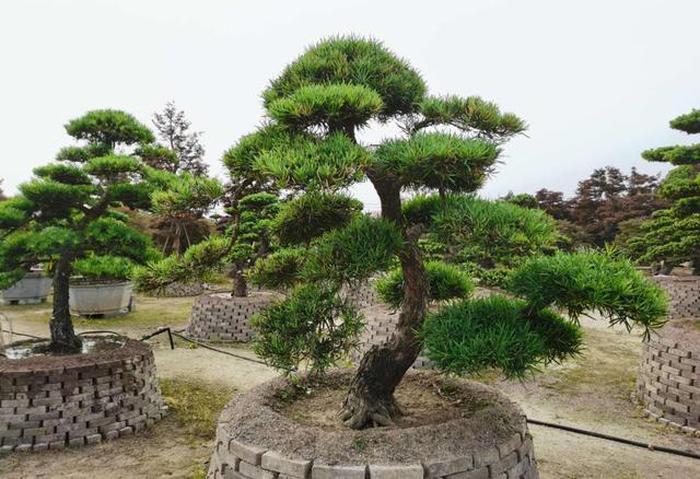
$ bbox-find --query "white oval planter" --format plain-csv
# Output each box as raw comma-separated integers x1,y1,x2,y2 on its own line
1,272,52,305
69,281,134,317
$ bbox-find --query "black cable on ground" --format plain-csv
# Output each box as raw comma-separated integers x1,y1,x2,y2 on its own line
527,418,700,460
169,331,275,368
1,328,43,340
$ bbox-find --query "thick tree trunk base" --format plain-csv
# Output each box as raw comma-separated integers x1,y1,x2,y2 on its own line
339,387,402,429
47,326,83,354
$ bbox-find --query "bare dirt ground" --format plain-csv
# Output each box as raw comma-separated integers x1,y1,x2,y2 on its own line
1,296,700,478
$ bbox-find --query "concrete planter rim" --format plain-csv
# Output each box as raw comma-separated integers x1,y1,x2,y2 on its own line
0,336,150,373
68,279,132,287
216,369,529,466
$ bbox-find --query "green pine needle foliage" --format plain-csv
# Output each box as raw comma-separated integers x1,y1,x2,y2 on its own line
268,84,383,130
249,247,306,290
73,255,135,281
508,251,667,338
272,192,363,246
252,283,363,375
263,36,426,120
255,132,368,190
433,195,560,268
376,261,474,308
302,215,403,283
64,109,154,146
374,133,500,193
421,295,583,378
419,95,527,138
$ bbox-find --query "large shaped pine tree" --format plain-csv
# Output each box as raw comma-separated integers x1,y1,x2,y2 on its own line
224,37,665,429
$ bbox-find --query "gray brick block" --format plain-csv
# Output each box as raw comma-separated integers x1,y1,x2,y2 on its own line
262,451,312,478
369,464,423,479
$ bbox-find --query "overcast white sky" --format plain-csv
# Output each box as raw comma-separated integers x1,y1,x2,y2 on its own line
1,0,699,210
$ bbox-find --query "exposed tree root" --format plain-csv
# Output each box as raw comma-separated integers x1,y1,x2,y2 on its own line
339,390,402,429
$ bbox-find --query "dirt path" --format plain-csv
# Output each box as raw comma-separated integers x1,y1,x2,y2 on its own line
2,297,700,478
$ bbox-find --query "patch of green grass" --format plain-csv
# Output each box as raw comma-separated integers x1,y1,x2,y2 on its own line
4,294,195,333
160,378,235,440
189,463,208,479
538,328,638,398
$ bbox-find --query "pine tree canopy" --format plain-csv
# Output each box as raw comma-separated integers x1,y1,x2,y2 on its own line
628,109,700,271
65,109,154,147
262,36,426,120
0,109,161,291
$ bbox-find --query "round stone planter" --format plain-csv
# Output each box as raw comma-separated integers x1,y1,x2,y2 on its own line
186,291,281,342
69,281,134,317
207,371,539,479
0,337,165,452
637,321,700,434
651,275,700,321
1,272,52,305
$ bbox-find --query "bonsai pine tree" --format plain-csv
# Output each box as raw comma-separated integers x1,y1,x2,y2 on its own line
628,110,700,273
0,110,161,353
227,37,666,429
133,141,281,298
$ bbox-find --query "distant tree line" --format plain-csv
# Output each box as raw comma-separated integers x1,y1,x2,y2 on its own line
502,166,668,249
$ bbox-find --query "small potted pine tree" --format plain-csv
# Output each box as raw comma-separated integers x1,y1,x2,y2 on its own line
207,37,667,478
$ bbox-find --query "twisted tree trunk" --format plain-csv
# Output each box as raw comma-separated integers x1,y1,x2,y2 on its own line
340,172,429,429
49,253,82,353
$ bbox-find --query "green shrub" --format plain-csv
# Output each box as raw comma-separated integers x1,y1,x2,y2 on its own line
376,261,474,308
252,283,363,375
73,255,134,281
433,195,560,269
249,247,306,289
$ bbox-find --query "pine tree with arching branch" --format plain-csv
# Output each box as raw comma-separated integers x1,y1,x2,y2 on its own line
218,36,666,429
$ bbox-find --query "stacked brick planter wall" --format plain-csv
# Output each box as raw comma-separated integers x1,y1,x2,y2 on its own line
158,282,206,298
0,338,165,453
345,279,380,309
636,275,700,433
186,292,281,342
637,330,700,434
650,275,700,321
353,304,434,369
207,372,539,479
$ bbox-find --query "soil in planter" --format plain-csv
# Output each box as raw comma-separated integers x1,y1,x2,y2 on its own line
274,373,495,431
2,335,127,359
225,371,522,466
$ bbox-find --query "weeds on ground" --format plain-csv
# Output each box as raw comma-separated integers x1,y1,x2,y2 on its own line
160,378,235,440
